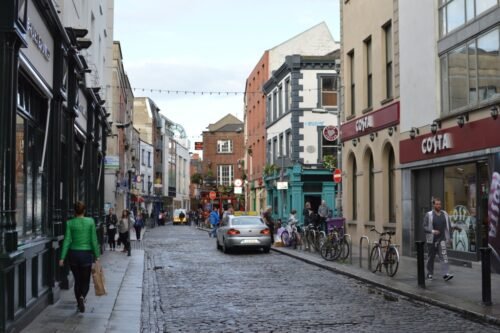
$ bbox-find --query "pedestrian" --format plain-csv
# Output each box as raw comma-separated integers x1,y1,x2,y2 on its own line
303,202,313,226
105,207,118,251
424,197,455,281
222,204,234,223
208,207,220,238
318,200,329,233
117,209,134,254
179,210,186,223
263,206,275,243
134,212,145,240
158,209,165,226
59,201,100,313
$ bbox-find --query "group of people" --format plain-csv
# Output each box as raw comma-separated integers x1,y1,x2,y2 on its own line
104,207,145,252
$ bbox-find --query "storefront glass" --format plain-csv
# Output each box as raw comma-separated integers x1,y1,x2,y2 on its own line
444,163,479,253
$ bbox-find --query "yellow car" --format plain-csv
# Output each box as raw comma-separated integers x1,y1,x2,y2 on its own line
173,209,187,225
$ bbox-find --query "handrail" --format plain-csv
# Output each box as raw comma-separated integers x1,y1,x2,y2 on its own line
359,236,370,268
344,234,352,264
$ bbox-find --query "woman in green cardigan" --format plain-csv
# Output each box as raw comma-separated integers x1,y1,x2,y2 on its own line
59,201,100,313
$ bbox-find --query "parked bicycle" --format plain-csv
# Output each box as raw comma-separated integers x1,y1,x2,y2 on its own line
303,223,326,252
280,220,302,249
320,226,349,261
369,228,399,277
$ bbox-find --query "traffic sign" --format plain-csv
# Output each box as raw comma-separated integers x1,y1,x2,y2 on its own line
234,178,242,187
333,169,342,183
209,191,217,200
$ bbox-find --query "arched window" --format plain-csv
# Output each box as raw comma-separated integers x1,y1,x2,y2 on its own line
352,156,357,220
369,153,375,221
388,148,396,223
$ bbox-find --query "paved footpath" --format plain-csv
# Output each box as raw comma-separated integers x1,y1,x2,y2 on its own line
23,237,145,333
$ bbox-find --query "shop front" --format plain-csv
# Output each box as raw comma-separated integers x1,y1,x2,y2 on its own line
400,116,500,264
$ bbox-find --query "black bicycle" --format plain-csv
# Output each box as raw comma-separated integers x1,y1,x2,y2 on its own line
320,226,349,261
369,228,399,277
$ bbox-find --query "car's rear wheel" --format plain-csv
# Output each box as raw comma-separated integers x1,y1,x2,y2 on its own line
263,246,270,253
216,238,222,251
222,240,230,253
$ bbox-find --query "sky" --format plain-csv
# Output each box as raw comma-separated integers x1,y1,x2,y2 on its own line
114,0,341,150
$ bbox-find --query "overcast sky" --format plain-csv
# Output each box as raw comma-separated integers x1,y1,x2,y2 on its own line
114,0,340,150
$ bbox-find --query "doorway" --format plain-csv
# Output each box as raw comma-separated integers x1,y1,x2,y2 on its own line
304,194,321,213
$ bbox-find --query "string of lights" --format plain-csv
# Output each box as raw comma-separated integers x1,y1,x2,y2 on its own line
104,84,326,96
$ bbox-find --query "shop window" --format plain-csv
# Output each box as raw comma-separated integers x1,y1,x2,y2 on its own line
352,156,358,220
444,163,479,253
16,77,47,243
439,0,497,37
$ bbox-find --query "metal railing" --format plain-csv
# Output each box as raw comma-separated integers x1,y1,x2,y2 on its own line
344,234,352,264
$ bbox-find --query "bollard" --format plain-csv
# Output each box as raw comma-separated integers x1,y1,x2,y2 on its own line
480,247,492,306
416,241,426,288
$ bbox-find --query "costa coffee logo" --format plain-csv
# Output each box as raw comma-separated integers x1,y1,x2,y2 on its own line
356,115,374,132
489,172,500,238
323,126,339,142
421,133,453,154
27,19,51,61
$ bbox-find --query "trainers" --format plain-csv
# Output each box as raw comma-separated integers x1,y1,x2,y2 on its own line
426,274,433,280
443,273,454,281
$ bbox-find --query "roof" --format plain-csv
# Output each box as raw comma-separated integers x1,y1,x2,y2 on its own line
206,114,243,132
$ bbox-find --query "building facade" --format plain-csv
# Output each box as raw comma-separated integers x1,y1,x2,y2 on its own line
340,0,402,247
399,0,500,264
0,0,112,331
263,54,340,221
244,22,339,214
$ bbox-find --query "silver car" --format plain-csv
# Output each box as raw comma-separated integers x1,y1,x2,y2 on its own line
216,215,272,253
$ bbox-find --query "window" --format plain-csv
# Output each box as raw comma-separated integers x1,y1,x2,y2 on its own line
142,149,145,165
16,76,47,243
388,148,396,223
441,27,500,114
279,134,283,157
267,140,272,164
439,0,498,36
320,127,338,162
278,85,283,116
285,131,292,157
352,157,357,220
369,153,375,221
217,165,233,186
384,22,393,99
272,138,278,163
217,139,233,153
320,76,338,107
148,151,151,167
267,95,272,124
365,37,373,108
273,90,277,121
348,50,355,115
285,79,291,113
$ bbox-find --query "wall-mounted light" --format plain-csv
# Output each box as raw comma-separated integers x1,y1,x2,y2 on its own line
491,106,499,120
456,113,469,128
388,126,396,136
430,120,441,134
409,127,419,140
352,138,359,147
369,132,377,142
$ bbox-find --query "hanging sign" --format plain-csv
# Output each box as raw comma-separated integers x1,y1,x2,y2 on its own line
323,126,339,142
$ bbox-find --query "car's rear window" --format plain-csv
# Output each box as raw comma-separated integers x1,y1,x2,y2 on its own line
231,217,264,226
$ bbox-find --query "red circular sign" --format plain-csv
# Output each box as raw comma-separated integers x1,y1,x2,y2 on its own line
323,126,339,142
333,169,342,183
209,191,217,200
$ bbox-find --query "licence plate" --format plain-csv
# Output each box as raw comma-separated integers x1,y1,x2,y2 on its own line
241,239,259,244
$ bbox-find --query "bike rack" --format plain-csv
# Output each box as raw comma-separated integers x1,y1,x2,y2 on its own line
343,234,352,264
359,236,370,268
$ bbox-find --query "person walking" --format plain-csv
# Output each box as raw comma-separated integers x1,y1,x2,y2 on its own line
117,210,134,255
303,202,313,226
105,207,118,251
59,201,100,313
208,207,220,238
134,212,145,240
263,206,275,244
424,197,455,281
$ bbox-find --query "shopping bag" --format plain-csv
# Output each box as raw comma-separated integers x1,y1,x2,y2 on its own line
92,261,107,296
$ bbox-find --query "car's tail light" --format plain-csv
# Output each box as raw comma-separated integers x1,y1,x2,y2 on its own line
227,229,240,235
260,229,270,235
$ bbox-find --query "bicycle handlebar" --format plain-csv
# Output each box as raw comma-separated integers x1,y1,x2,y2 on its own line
370,228,395,237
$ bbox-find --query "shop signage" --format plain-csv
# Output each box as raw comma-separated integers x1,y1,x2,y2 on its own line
322,126,339,142
421,133,453,154
209,191,217,200
104,155,119,169
234,187,242,194
489,172,500,239
234,179,242,187
355,115,374,132
194,141,203,150
277,182,288,190
27,19,51,61
305,121,324,126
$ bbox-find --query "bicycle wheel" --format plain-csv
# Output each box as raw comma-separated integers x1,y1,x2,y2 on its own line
385,247,400,277
369,246,381,273
339,238,350,261
320,240,337,261
281,231,290,246
307,230,316,251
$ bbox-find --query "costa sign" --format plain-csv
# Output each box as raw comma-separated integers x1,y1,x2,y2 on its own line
355,115,374,132
421,133,453,154
323,126,339,142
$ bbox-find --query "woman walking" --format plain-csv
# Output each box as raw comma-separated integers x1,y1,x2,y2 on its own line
59,201,100,313
134,212,144,240
105,207,118,250
117,210,133,253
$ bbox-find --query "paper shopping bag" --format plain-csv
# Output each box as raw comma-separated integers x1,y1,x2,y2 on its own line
92,261,107,296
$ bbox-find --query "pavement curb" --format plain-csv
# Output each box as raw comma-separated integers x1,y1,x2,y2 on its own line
271,247,500,327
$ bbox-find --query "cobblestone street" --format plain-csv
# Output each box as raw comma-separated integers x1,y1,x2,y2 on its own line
141,225,499,332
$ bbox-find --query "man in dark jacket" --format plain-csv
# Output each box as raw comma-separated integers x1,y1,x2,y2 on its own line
105,208,118,250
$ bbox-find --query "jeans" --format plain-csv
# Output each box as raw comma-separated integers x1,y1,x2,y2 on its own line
210,224,218,237
68,250,93,301
426,240,449,276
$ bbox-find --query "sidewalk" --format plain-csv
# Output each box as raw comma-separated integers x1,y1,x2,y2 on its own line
23,241,145,333
272,243,500,326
